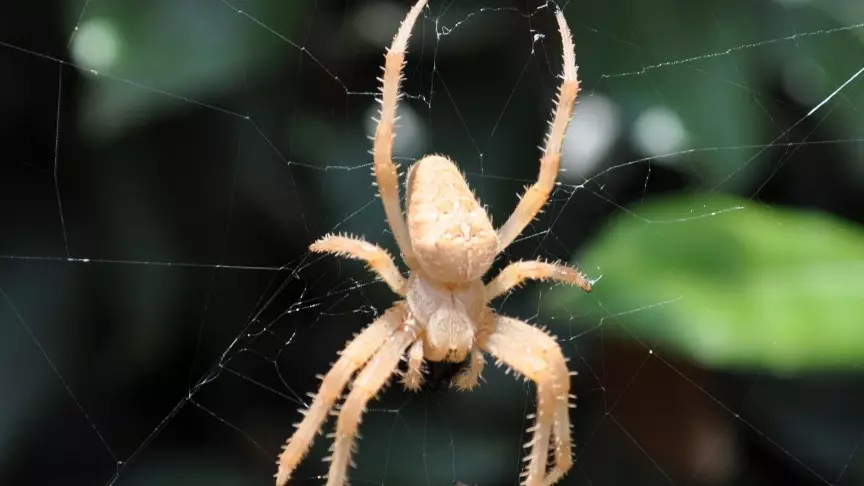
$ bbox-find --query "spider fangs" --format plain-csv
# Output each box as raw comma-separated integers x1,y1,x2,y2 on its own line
275,1,591,485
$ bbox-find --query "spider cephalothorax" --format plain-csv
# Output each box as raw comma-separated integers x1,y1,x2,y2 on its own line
275,1,591,485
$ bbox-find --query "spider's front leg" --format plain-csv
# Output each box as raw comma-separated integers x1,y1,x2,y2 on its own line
275,305,407,486
326,322,419,486
482,315,573,486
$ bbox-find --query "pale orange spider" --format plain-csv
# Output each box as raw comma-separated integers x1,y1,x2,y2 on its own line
275,1,590,485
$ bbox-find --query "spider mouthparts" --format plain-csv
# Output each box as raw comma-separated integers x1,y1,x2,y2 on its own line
425,359,470,392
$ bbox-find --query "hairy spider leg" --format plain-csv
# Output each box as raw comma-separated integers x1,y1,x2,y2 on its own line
372,0,429,269
310,234,408,295
325,324,419,485
486,260,592,300
275,305,407,486
496,9,580,252
483,315,573,486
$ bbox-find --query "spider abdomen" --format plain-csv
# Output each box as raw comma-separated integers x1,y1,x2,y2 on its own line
405,155,497,283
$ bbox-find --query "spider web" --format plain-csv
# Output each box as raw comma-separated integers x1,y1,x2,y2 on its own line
1,0,864,485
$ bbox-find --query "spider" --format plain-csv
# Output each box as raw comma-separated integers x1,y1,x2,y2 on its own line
275,1,590,485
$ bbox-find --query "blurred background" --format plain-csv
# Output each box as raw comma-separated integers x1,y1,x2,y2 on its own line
2,0,864,485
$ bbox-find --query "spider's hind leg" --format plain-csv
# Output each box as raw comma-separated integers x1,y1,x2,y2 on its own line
495,8,579,252
371,0,428,269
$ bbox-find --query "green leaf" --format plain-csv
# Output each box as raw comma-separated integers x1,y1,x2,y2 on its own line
547,194,864,372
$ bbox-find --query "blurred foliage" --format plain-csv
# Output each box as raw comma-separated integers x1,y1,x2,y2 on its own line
549,194,864,372
575,0,864,188
67,0,308,138
67,0,864,187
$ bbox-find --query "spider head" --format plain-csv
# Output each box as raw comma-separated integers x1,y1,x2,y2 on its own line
405,155,498,284
423,305,475,363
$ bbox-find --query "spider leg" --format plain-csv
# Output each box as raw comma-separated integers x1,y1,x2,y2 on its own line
373,0,428,269
402,339,425,391
546,385,575,486
326,323,419,486
486,260,591,301
275,304,407,486
512,320,574,486
311,234,408,295
482,315,573,486
496,9,579,252
452,348,485,391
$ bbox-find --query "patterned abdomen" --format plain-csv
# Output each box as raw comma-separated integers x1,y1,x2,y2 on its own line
406,155,498,283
